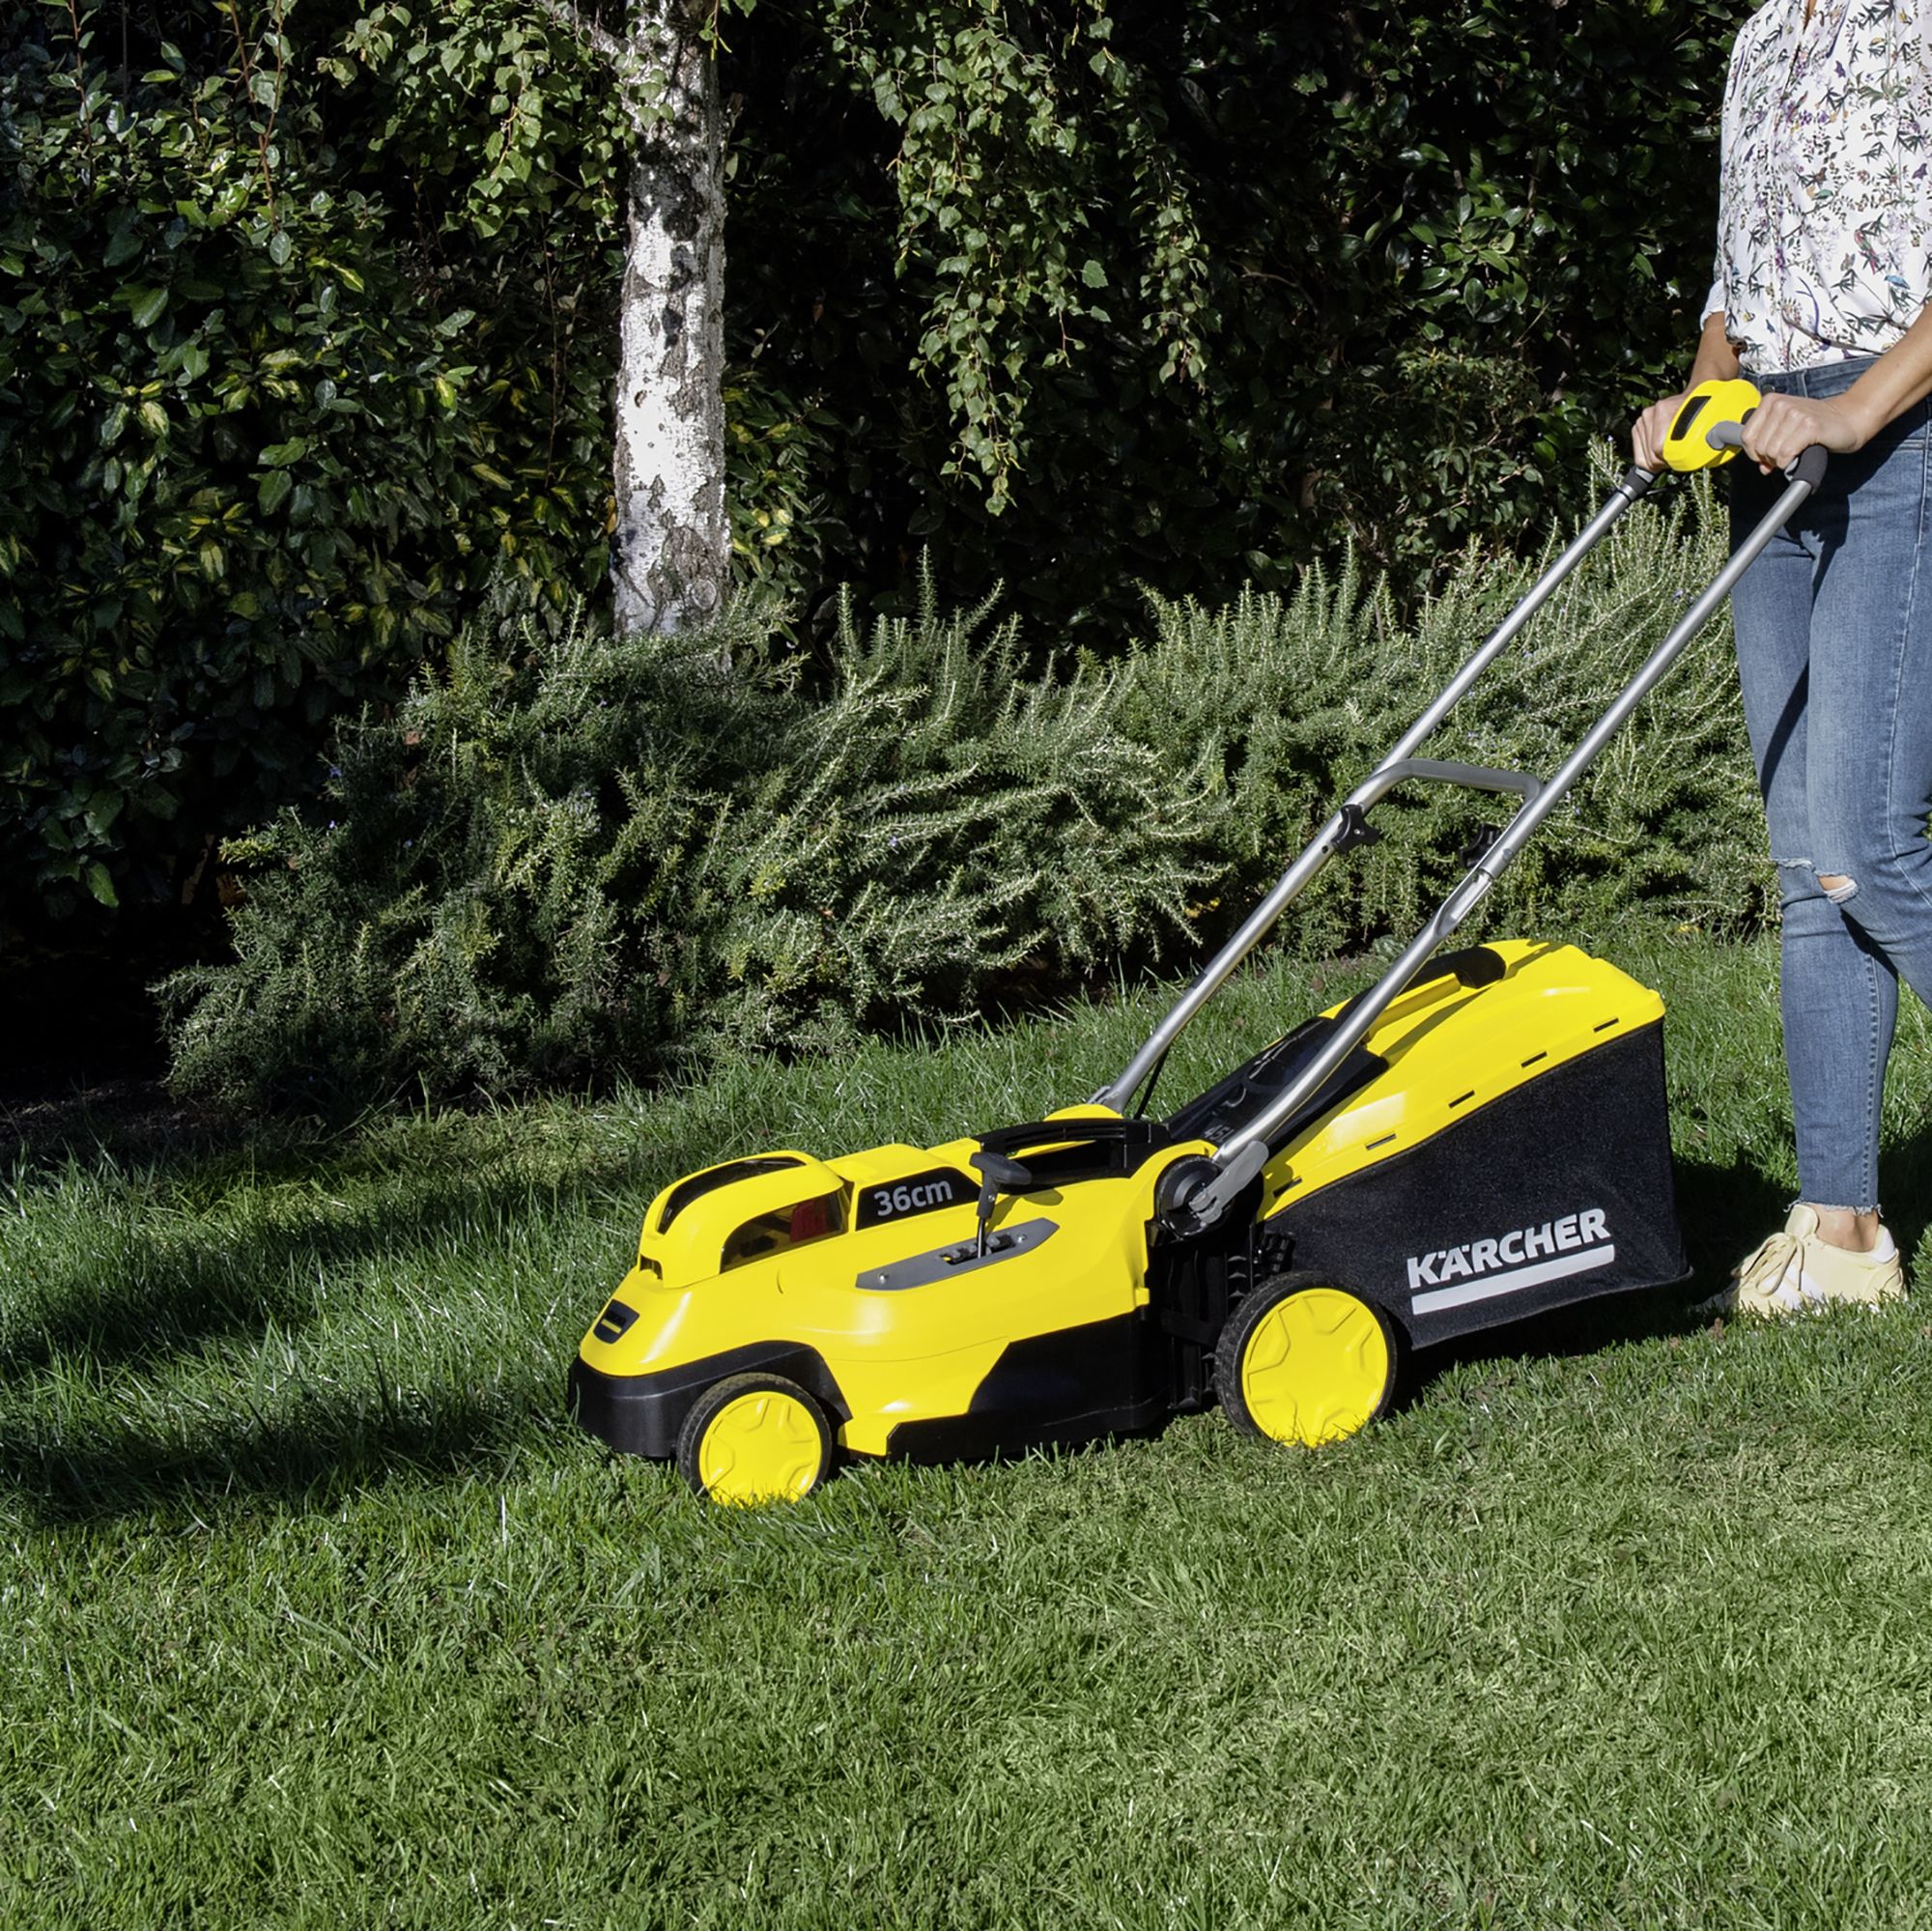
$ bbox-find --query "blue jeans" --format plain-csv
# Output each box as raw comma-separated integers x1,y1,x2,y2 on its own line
1729,355,1932,1213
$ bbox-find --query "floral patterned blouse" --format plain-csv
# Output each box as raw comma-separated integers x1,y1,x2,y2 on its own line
1703,0,1932,373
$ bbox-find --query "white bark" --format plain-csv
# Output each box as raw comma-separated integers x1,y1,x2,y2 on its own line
608,0,727,635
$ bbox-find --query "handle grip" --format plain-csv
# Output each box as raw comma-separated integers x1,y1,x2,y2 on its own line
1662,380,1827,487
969,1151,1033,1190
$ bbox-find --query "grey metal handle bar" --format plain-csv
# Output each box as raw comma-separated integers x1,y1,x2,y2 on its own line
1094,462,1655,1119
1146,443,1828,1229
1353,757,1543,809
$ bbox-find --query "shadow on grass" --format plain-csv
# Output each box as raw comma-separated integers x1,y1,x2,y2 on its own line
0,1134,658,1382
0,1077,244,1174
0,1107,668,1526
0,1382,576,1528
1879,1129,1932,1270
1671,1150,1794,1292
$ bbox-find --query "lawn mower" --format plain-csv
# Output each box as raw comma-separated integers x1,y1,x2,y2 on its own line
568,383,1824,1504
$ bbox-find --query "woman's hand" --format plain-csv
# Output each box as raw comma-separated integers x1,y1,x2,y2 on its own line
1632,393,1689,473
1739,391,1872,472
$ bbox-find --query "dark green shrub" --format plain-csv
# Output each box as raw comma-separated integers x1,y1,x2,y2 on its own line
6,0,1757,930
0,5,515,915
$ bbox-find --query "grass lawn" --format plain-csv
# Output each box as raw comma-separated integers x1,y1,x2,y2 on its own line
7,926,1932,1928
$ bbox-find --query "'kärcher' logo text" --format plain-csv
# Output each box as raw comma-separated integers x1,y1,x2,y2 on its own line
1407,1208,1610,1293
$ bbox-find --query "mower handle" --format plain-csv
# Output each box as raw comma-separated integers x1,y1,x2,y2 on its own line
1530,431,1820,504
1162,445,1831,1231
1111,425,1833,1229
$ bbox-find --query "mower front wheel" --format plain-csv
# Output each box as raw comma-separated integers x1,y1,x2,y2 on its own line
1215,1272,1396,1450
676,1373,835,1505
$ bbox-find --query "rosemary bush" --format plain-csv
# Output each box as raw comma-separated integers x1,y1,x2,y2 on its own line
162,466,1762,1109
158,577,1227,1107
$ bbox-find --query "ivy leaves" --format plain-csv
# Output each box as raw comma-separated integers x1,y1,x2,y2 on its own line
825,0,1208,512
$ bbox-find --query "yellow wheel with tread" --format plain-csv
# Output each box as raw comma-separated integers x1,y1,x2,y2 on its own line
1215,1272,1396,1449
676,1373,834,1504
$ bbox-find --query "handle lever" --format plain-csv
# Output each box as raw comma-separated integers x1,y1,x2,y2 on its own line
969,1150,1033,1258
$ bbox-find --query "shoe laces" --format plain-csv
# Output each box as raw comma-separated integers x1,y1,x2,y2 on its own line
1733,1228,1805,1302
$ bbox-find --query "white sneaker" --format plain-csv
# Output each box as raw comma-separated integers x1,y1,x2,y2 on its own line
1697,1204,1906,1318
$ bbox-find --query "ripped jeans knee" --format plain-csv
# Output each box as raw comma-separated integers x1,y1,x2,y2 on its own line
1776,856,1860,907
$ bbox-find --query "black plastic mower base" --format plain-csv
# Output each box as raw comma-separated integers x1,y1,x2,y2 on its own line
567,1342,850,1460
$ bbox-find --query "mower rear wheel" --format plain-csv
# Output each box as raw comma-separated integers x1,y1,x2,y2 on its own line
1215,1272,1396,1450
677,1373,834,1505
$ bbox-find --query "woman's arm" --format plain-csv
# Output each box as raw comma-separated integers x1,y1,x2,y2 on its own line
1632,310,1744,470
1738,303,1932,471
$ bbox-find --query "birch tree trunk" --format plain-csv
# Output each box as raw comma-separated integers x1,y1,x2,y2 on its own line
610,0,727,635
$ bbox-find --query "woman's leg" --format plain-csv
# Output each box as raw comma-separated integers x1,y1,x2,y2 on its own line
1792,407,1932,1254
1729,467,1897,1225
